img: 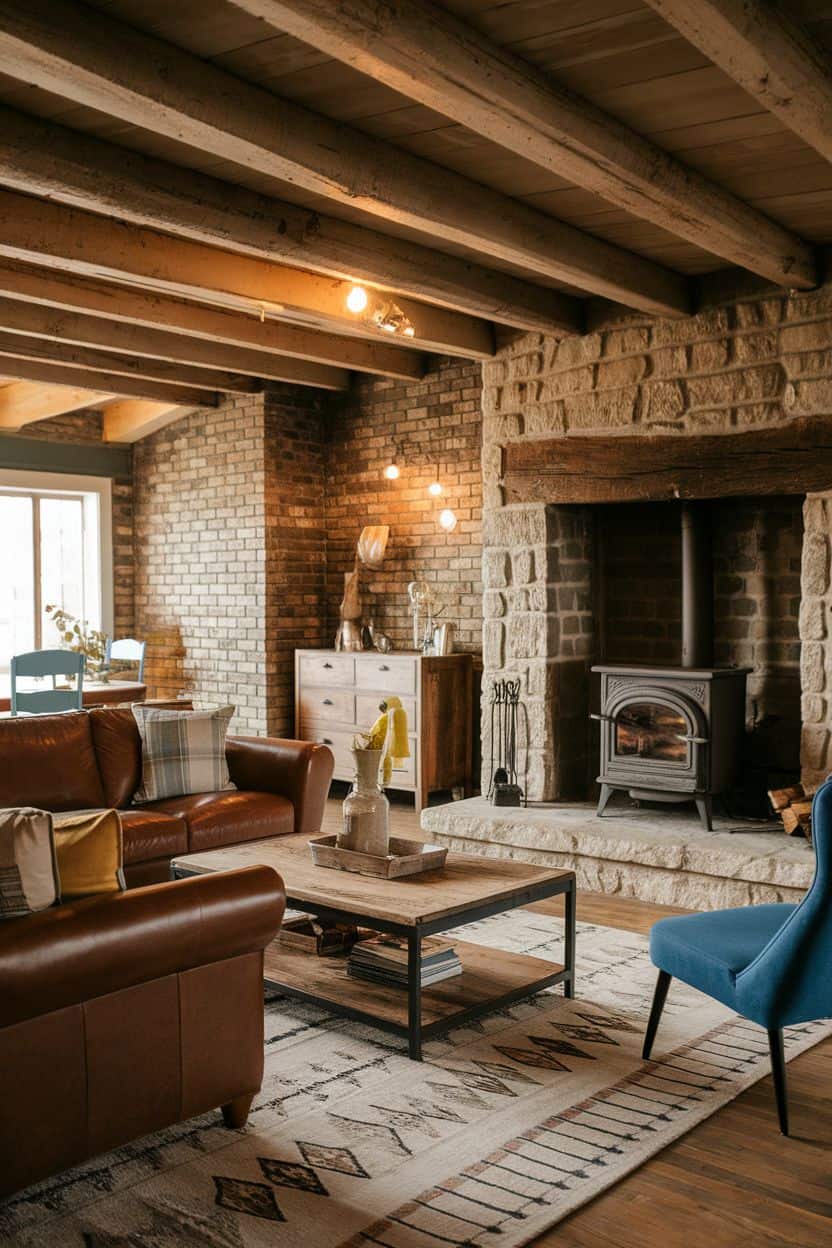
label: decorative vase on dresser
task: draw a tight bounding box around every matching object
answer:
[295,649,473,812]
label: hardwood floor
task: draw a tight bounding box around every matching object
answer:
[322,796,832,1246]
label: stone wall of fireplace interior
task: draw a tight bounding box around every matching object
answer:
[483,279,832,800]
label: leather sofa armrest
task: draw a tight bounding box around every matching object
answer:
[0,865,285,1029]
[226,736,334,837]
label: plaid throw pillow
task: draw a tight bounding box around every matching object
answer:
[132,705,237,803]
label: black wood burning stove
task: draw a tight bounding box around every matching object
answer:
[592,502,749,831]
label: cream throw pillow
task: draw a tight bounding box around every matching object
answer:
[132,704,236,803]
[0,807,59,919]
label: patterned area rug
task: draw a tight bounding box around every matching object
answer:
[2,910,829,1247]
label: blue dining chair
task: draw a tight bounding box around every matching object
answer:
[10,649,85,716]
[643,777,832,1135]
[103,636,146,683]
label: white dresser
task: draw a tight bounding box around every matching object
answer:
[295,649,473,811]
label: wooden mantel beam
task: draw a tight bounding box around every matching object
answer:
[502,421,832,505]
[0,0,689,317]
[0,106,580,338]
[0,380,110,430]
[248,0,818,292]
[642,1,832,167]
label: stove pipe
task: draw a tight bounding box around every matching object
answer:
[680,501,714,669]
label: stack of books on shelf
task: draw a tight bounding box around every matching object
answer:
[348,934,462,988]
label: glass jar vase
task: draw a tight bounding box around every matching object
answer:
[339,746,390,857]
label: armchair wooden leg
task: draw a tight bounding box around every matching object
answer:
[222,1093,255,1129]
[642,970,672,1060]
[768,1028,790,1136]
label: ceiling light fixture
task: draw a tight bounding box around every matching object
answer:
[346,284,369,314]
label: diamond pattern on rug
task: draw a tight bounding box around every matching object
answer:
[258,1157,328,1196]
[494,1044,570,1070]
[296,1142,369,1178]
[551,1020,619,1046]
[213,1177,285,1222]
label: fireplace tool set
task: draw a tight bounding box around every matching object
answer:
[488,678,524,806]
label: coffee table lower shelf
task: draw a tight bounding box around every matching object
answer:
[264,938,566,1055]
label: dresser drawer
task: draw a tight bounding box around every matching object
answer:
[355,655,417,695]
[299,654,355,687]
[300,725,356,778]
[388,747,417,787]
[299,688,355,725]
[356,692,416,731]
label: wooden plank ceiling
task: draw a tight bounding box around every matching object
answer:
[0,0,829,440]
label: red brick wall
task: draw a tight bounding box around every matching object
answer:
[324,357,483,654]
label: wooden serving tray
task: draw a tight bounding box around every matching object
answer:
[308,833,448,878]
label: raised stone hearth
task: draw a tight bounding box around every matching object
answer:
[422,797,814,909]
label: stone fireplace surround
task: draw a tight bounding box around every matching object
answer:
[425,279,832,907]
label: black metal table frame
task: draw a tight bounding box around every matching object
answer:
[272,872,576,1061]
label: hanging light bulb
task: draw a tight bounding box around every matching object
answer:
[346,284,368,314]
[384,461,400,480]
[427,480,442,497]
[439,507,458,532]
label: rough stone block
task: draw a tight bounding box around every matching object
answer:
[801,640,825,692]
[512,548,535,585]
[483,589,505,618]
[483,505,549,549]
[596,355,646,389]
[483,548,510,589]
[799,597,826,641]
[483,619,505,670]
[644,379,686,422]
[563,386,639,430]
[689,338,730,371]
[802,531,829,596]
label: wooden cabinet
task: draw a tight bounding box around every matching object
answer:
[295,649,473,811]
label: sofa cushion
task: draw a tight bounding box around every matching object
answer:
[146,791,293,853]
[53,810,125,899]
[89,707,142,809]
[120,809,188,866]
[0,712,105,812]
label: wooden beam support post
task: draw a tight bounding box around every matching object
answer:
[0,380,110,429]
[0,0,689,316]
[0,287,349,390]
[502,419,832,505]
[643,0,832,168]
[0,105,582,338]
[238,0,818,292]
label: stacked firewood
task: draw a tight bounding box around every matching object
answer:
[768,784,815,841]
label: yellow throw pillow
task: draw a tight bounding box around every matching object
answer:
[53,809,125,900]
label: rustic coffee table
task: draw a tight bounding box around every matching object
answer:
[172,835,576,1060]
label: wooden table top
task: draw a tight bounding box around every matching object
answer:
[0,678,146,714]
[173,833,572,926]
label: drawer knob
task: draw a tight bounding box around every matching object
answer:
[323,662,333,669]
[322,698,333,706]
[322,737,333,745]
[379,664,390,671]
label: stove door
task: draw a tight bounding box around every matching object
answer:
[599,683,707,792]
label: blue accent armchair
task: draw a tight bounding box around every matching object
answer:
[643,777,832,1134]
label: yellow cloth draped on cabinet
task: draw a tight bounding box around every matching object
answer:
[366,696,410,785]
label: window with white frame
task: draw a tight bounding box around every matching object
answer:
[0,470,113,672]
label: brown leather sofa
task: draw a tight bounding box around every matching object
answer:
[0,705,335,884]
[0,707,334,1199]
[0,865,286,1198]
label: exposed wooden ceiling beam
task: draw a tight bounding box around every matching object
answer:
[0,380,110,429]
[0,354,218,407]
[0,0,689,317]
[102,400,189,444]
[642,0,832,168]
[0,326,261,394]
[0,188,491,361]
[0,283,349,389]
[0,105,581,338]
[250,0,819,292]
[0,257,412,383]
